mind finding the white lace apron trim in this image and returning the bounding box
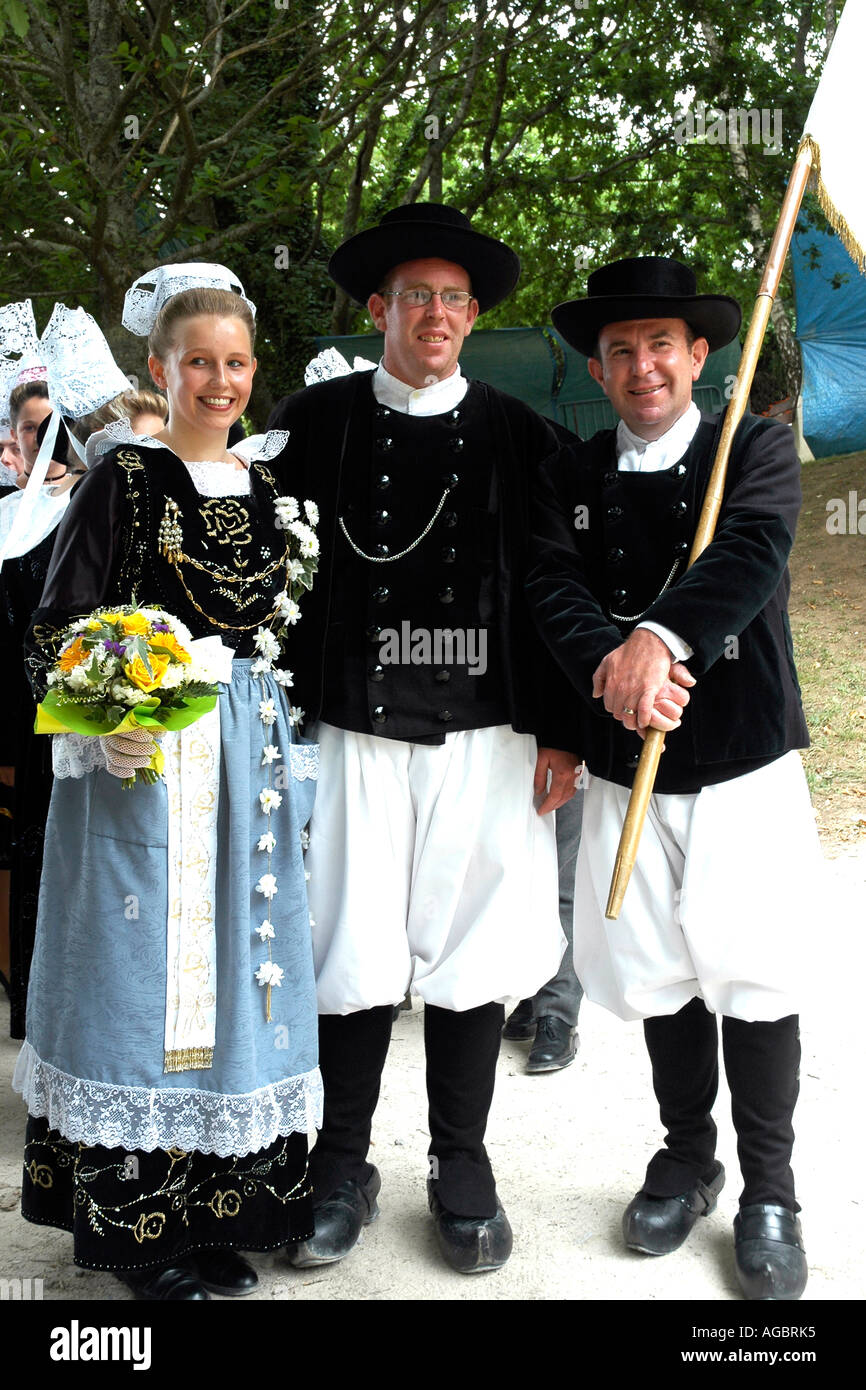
[13,1041,324,1157]
[289,743,319,781]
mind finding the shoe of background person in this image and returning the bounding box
[622,1160,726,1255]
[428,1184,513,1273]
[526,1015,579,1073]
[116,1263,210,1300]
[502,998,535,1040]
[286,1167,381,1268]
[734,1203,808,1301]
[190,1248,258,1296]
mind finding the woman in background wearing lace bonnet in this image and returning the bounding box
[13,265,322,1301]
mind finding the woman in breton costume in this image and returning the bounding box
[0,409,86,1037]
[13,266,321,1301]
[0,310,133,1037]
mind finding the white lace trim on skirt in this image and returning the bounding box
[13,1041,323,1158]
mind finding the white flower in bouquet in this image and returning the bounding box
[259,788,283,813]
[250,656,272,677]
[261,743,281,765]
[257,831,277,853]
[288,520,319,557]
[275,496,300,526]
[304,499,319,525]
[110,680,153,706]
[254,627,281,660]
[66,666,91,691]
[255,960,284,987]
[288,705,305,727]
[272,668,294,687]
[255,920,276,941]
[159,662,185,690]
[288,560,306,582]
[255,872,278,898]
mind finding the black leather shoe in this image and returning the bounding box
[734,1203,807,1301]
[623,1161,726,1255]
[526,1015,579,1073]
[191,1248,258,1296]
[428,1185,513,1273]
[116,1264,210,1301]
[286,1167,381,1268]
[503,999,535,1040]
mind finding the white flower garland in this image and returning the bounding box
[251,495,317,1020]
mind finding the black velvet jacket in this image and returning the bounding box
[526,411,810,793]
[25,442,296,699]
[267,371,578,749]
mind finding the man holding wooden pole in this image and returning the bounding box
[527,256,821,1300]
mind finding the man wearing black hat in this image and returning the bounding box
[268,204,579,1273]
[526,257,820,1301]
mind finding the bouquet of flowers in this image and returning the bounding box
[35,605,220,787]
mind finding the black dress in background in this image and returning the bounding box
[0,530,57,1037]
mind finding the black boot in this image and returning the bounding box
[425,1001,511,1272]
[308,1005,394,1201]
[287,1006,393,1268]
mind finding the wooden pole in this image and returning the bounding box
[605,142,815,920]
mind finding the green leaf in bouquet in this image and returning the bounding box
[86,654,103,683]
[125,634,153,674]
[134,694,219,732]
[182,680,221,698]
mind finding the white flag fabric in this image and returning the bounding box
[799,1,866,271]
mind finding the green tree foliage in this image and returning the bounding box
[0,1,843,419]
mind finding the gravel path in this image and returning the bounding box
[1,845,863,1305]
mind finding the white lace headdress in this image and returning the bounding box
[0,301,42,430]
[0,300,131,429]
[0,303,131,562]
[122,262,257,337]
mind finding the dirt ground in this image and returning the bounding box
[789,451,866,848]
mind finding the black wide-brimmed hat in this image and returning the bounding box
[552,257,741,356]
[328,203,521,313]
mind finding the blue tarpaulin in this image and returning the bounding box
[793,222,866,458]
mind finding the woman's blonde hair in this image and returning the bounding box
[73,388,168,442]
[147,287,256,361]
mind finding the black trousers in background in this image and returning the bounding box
[310,1002,504,1219]
[642,997,800,1211]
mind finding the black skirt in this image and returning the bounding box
[22,1114,313,1271]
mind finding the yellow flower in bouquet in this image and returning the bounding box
[155,631,191,664]
[124,652,171,693]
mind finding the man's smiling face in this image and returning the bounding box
[588,318,709,441]
[368,257,479,389]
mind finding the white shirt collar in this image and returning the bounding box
[615,401,701,472]
[373,361,468,416]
